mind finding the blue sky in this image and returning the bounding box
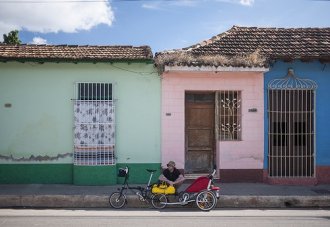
[1,0,329,53]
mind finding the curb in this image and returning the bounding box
[1,195,330,209]
[218,195,330,208]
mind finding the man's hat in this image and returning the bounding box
[167,161,176,167]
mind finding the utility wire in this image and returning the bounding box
[109,64,158,76]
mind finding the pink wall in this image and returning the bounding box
[161,70,264,172]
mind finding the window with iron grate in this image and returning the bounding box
[217,91,242,141]
[73,82,115,166]
[268,89,315,177]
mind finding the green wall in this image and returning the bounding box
[72,163,162,185]
[0,61,161,185]
[0,164,72,184]
[73,165,117,185]
[116,163,161,185]
[0,163,161,185]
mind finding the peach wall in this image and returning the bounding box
[161,70,264,171]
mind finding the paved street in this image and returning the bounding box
[0,208,329,227]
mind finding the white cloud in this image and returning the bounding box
[31,37,47,45]
[0,0,114,41]
[239,0,254,6]
[142,3,162,10]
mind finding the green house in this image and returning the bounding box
[0,44,161,185]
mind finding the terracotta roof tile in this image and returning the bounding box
[192,26,330,58]
[156,26,330,68]
[0,44,153,62]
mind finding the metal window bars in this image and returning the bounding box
[216,91,242,141]
[268,69,317,177]
[73,82,115,166]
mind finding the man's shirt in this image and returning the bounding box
[163,168,181,182]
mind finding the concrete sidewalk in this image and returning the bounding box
[1,183,330,209]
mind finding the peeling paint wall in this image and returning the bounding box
[0,153,72,162]
[0,62,161,165]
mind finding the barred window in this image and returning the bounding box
[73,82,115,166]
[217,91,242,141]
[268,69,317,178]
[78,83,112,100]
[268,89,315,177]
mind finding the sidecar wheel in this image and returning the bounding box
[195,190,217,211]
[151,194,167,209]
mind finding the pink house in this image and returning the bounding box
[157,25,330,184]
[156,37,269,182]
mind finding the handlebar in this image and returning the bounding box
[209,165,217,179]
[124,166,129,174]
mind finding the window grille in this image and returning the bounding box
[268,69,317,177]
[216,91,242,141]
[73,82,115,166]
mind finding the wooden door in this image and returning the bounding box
[185,93,215,174]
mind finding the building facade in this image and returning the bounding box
[0,45,161,185]
[161,68,266,182]
[1,26,329,186]
[157,26,330,184]
[264,60,330,184]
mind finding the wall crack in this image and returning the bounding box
[0,153,73,162]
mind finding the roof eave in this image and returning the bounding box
[0,57,154,64]
[270,56,330,63]
[164,65,269,72]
